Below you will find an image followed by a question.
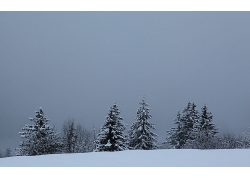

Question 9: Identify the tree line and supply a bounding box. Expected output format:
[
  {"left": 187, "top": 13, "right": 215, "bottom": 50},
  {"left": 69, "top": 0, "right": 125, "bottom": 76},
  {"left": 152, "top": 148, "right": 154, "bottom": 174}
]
[{"left": 6, "top": 97, "right": 249, "bottom": 157}]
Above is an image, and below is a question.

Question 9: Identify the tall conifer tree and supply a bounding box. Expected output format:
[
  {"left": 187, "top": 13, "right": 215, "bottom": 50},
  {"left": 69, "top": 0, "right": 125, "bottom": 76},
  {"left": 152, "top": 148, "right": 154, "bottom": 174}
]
[
  {"left": 166, "top": 111, "right": 186, "bottom": 149},
  {"left": 166, "top": 102, "right": 200, "bottom": 149},
  {"left": 190, "top": 105, "right": 218, "bottom": 149},
  {"left": 16, "top": 108, "right": 62, "bottom": 156},
  {"left": 128, "top": 98, "right": 158, "bottom": 150},
  {"left": 95, "top": 103, "right": 127, "bottom": 152}
]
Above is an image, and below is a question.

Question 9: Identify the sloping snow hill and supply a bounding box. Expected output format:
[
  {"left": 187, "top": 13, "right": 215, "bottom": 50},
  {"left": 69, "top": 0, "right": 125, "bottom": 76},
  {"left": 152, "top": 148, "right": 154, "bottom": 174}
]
[{"left": 1, "top": 149, "right": 250, "bottom": 167}]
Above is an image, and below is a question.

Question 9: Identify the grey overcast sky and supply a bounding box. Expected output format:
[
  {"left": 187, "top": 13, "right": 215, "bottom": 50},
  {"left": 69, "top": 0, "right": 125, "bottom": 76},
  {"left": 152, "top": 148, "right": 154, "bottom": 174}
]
[{"left": 1, "top": 12, "right": 250, "bottom": 152}]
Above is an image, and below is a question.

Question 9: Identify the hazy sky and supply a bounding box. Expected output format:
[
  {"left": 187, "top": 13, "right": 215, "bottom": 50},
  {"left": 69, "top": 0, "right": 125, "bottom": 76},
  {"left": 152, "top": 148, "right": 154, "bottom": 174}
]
[{"left": 1, "top": 12, "right": 250, "bottom": 152}]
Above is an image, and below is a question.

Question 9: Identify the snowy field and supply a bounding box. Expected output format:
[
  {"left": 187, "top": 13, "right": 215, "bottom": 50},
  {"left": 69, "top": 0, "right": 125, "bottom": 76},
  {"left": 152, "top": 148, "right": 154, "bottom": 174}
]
[
  {"left": 1, "top": 149, "right": 250, "bottom": 167},
  {"left": 1, "top": 149, "right": 250, "bottom": 180}
]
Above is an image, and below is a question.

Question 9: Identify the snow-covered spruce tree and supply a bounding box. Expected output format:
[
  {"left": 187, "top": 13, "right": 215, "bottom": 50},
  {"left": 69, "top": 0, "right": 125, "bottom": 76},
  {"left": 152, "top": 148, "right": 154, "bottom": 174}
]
[
  {"left": 95, "top": 103, "right": 128, "bottom": 152},
  {"left": 166, "top": 111, "right": 186, "bottom": 149},
  {"left": 166, "top": 102, "right": 199, "bottom": 149},
  {"left": 16, "top": 108, "right": 62, "bottom": 156},
  {"left": 189, "top": 105, "right": 218, "bottom": 149},
  {"left": 128, "top": 98, "right": 158, "bottom": 150},
  {"left": 182, "top": 102, "right": 200, "bottom": 143}
]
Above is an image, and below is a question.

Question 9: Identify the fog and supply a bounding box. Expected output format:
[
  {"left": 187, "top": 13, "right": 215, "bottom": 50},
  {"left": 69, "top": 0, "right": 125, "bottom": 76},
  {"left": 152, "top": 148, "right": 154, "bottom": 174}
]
[{"left": 1, "top": 12, "right": 250, "bottom": 152}]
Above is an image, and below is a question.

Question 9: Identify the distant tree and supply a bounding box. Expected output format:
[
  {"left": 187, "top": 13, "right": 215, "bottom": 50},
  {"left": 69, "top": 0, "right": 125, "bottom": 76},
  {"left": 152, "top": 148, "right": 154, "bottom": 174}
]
[
  {"left": 61, "top": 119, "right": 94, "bottom": 153},
  {"left": 62, "top": 119, "right": 77, "bottom": 153},
  {"left": 217, "top": 133, "right": 241, "bottom": 149},
  {"left": 75, "top": 123, "right": 94, "bottom": 153},
  {"left": 16, "top": 108, "right": 63, "bottom": 156},
  {"left": 4, "top": 148, "right": 12, "bottom": 157},
  {"left": 0, "top": 150, "right": 3, "bottom": 158},
  {"left": 95, "top": 103, "right": 128, "bottom": 152},
  {"left": 160, "top": 142, "right": 172, "bottom": 149},
  {"left": 128, "top": 98, "right": 158, "bottom": 150}
]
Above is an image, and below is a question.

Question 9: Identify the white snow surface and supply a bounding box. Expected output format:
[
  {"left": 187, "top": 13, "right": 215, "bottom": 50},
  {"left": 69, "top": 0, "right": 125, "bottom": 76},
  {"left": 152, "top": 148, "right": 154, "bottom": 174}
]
[{"left": 1, "top": 149, "right": 250, "bottom": 167}]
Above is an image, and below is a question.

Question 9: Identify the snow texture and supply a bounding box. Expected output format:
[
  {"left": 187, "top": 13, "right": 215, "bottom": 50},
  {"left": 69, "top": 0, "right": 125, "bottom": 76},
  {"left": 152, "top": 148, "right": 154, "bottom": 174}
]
[{"left": 1, "top": 149, "right": 250, "bottom": 167}]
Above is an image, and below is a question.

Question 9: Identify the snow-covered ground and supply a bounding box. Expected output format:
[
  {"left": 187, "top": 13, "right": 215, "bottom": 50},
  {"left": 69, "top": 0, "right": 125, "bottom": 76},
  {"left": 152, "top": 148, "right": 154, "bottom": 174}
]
[
  {"left": 1, "top": 149, "right": 250, "bottom": 180},
  {"left": 1, "top": 149, "right": 250, "bottom": 167}
]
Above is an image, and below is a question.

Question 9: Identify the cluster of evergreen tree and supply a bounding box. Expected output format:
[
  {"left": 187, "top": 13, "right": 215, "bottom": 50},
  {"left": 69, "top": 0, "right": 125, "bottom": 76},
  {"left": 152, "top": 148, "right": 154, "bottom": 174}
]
[
  {"left": 15, "top": 98, "right": 158, "bottom": 156},
  {"left": 15, "top": 100, "right": 250, "bottom": 157},
  {"left": 166, "top": 102, "right": 218, "bottom": 149},
  {"left": 95, "top": 97, "right": 158, "bottom": 151}
]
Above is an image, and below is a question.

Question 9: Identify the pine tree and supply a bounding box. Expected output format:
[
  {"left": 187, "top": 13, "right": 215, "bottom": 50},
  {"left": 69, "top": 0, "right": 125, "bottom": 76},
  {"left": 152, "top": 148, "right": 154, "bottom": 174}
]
[
  {"left": 166, "top": 102, "right": 199, "bottom": 149},
  {"left": 191, "top": 105, "right": 218, "bottom": 149},
  {"left": 128, "top": 98, "right": 158, "bottom": 150},
  {"left": 182, "top": 102, "right": 200, "bottom": 145},
  {"left": 95, "top": 103, "right": 127, "bottom": 152},
  {"left": 16, "top": 108, "right": 62, "bottom": 156},
  {"left": 166, "top": 111, "right": 186, "bottom": 149}
]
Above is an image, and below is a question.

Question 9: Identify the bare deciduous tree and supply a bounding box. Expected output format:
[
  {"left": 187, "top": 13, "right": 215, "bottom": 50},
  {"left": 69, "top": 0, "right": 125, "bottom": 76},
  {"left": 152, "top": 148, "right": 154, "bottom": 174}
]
[{"left": 62, "top": 119, "right": 95, "bottom": 153}]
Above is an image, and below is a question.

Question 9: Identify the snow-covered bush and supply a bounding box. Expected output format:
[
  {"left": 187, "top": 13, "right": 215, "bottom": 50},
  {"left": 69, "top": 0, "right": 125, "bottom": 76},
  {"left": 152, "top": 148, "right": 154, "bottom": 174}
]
[{"left": 215, "top": 131, "right": 250, "bottom": 149}]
